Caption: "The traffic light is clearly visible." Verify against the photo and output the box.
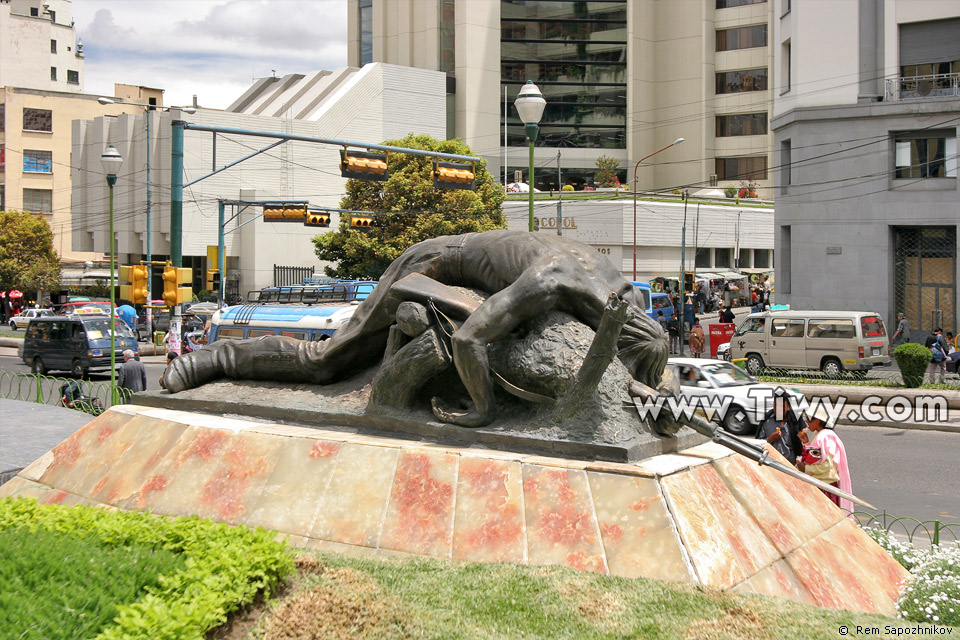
[206,269,220,291]
[432,160,475,190]
[350,215,374,229]
[305,212,330,227]
[340,149,388,181]
[162,266,192,307]
[119,264,149,304]
[683,271,695,294]
[263,202,308,222]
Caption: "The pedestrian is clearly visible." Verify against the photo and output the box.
[798,405,852,514]
[946,332,956,354]
[924,327,949,384]
[666,312,680,355]
[688,317,705,358]
[758,392,805,466]
[117,348,147,402]
[655,309,668,334]
[720,305,735,324]
[892,312,911,346]
[160,352,178,388]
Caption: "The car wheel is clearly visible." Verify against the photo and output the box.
[745,354,764,375]
[821,357,843,377]
[31,357,47,376]
[723,404,752,436]
[9,321,17,330]
[71,360,87,379]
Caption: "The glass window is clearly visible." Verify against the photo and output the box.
[358,0,372,65]
[894,134,956,178]
[717,0,766,7]
[50,67,57,81]
[695,248,712,268]
[23,108,52,132]
[248,329,276,338]
[715,68,768,94]
[716,156,768,180]
[807,319,856,339]
[771,319,805,337]
[737,317,766,335]
[67,70,79,85]
[861,316,886,338]
[23,149,52,173]
[1,146,5,172]
[217,328,245,340]
[781,139,792,187]
[754,248,771,269]
[30,6,38,16]
[716,113,767,137]
[23,188,52,213]
[716,25,767,51]
[279,331,307,340]
[0,103,4,132]
[439,0,455,74]
[701,362,756,387]
[50,39,57,53]
[715,248,733,268]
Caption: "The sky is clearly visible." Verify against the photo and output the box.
[72,0,349,110]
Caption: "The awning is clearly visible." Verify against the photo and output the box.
[716,271,747,279]
[697,272,723,280]
[739,267,774,275]
[59,269,115,286]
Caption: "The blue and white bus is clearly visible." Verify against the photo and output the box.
[209,303,362,343]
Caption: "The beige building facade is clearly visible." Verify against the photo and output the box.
[348,0,776,197]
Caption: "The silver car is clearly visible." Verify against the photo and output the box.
[8,308,53,330]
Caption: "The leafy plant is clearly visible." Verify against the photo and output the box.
[593,155,621,188]
[737,180,760,199]
[0,209,61,294]
[894,343,932,387]
[723,186,738,198]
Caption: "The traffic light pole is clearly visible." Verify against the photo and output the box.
[169,121,185,353]
[218,200,225,308]
[679,190,688,355]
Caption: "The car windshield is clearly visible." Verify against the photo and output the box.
[701,362,756,387]
[83,318,136,340]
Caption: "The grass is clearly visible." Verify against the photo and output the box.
[217,552,951,640]
[0,526,186,640]
[757,374,960,391]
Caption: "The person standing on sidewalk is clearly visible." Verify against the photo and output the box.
[666,312,680,355]
[117,349,147,402]
[892,313,911,346]
[759,392,805,466]
[720,305,736,324]
[925,328,949,384]
[798,405,852,514]
[688,317,705,358]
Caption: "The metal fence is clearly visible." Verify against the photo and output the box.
[0,371,130,416]
[273,264,315,287]
[852,510,960,546]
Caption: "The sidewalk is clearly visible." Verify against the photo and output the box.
[0,398,92,484]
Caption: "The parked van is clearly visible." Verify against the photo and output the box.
[632,282,676,320]
[730,310,889,376]
[22,315,139,378]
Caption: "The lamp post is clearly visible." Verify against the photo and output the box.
[632,137,684,281]
[100,145,123,402]
[98,98,196,336]
[514,81,546,232]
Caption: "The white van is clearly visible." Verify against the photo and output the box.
[729,310,890,376]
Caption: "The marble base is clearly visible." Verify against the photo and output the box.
[1,406,908,616]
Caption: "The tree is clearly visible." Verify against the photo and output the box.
[594,155,621,188]
[0,210,61,293]
[313,134,506,279]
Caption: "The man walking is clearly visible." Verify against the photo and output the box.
[892,313,911,347]
[117,349,147,402]
[666,312,680,355]
[924,328,949,384]
[720,305,736,324]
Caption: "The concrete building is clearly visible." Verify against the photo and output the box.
[0,85,159,263]
[348,0,776,197]
[772,1,959,335]
[0,0,85,93]
[71,63,448,297]
[502,196,774,285]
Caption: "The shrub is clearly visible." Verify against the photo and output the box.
[894,342,931,387]
[594,155,621,187]
[897,541,960,627]
[723,186,738,198]
[561,184,575,191]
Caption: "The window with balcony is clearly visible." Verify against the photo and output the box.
[716,155,768,180]
[23,188,53,214]
[67,70,79,84]
[716,25,766,51]
[716,113,767,137]
[716,68,767,94]
[896,18,960,99]
[894,133,957,179]
[23,108,52,132]
[23,149,53,173]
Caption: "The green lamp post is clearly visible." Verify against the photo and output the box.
[101,144,123,403]
[514,81,546,232]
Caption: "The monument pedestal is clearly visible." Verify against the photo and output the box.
[1,405,908,616]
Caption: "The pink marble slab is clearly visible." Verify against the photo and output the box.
[522,465,607,573]
[587,471,691,582]
[452,456,525,564]
[661,463,780,589]
[37,410,134,489]
[379,451,458,558]
[0,476,49,500]
[309,442,400,547]
[242,438,344,537]
[733,558,817,606]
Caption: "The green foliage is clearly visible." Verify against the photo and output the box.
[593,155,621,187]
[313,134,505,280]
[894,343,932,388]
[68,281,111,299]
[0,526,186,640]
[0,497,295,640]
[0,210,61,293]
[723,186,738,198]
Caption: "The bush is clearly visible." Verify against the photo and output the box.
[894,342,932,387]
[723,186,738,198]
[594,155,621,187]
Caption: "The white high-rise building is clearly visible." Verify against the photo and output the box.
[0,0,85,93]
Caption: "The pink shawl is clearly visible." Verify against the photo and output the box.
[811,428,853,514]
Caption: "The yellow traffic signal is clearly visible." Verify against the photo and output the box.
[340,149,389,181]
[206,269,220,291]
[305,212,330,227]
[683,271,695,294]
[119,264,149,304]
[350,215,374,229]
[433,160,475,190]
[162,266,192,307]
[263,202,308,222]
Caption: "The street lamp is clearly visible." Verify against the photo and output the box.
[514,81,546,232]
[98,97,196,334]
[632,137,684,281]
[100,144,123,402]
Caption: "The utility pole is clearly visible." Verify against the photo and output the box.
[556,150,562,235]
[679,190,689,355]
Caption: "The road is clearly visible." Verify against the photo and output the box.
[0,351,168,393]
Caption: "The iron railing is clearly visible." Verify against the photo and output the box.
[885,72,960,101]
[0,371,131,415]
[852,510,960,546]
